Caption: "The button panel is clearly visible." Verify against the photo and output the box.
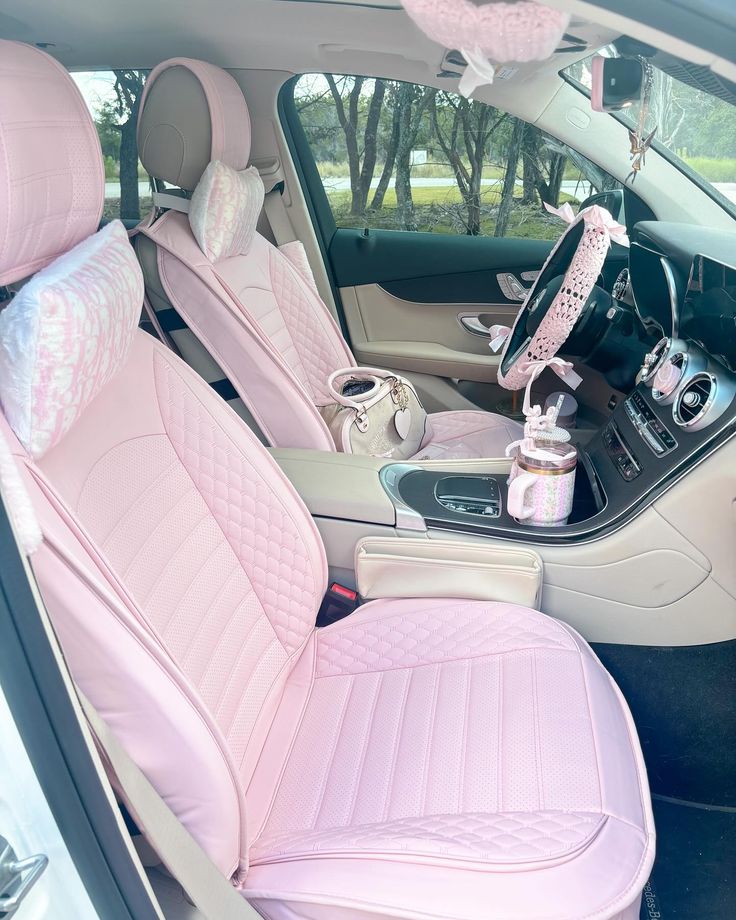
[624,390,678,455]
[603,422,642,481]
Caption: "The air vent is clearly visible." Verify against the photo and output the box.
[674,373,716,429]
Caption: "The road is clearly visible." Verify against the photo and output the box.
[104,177,736,205]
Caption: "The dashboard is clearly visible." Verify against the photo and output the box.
[625,221,736,368]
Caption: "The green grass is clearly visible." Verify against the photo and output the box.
[328,183,579,210]
[681,156,736,183]
[327,184,579,240]
[317,161,507,181]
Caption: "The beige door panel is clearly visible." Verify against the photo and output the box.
[354,340,502,382]
[342,283,520,359]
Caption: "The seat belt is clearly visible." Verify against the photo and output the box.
[262,185,296,246]
[78,693,262,919]
[262,183,320,297]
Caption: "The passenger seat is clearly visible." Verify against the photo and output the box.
[135,58,524,459]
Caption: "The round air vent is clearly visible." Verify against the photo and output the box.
[674,373,718,429]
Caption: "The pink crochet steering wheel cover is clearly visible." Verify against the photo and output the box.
[497,214,611,391]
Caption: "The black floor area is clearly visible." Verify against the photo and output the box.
[641,797,736,918]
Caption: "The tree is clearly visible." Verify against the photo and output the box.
[432,92,507,235]
[111,70,147,221]
[324,76,388,217]
[96,100,121,161]
[518,127,568,208]
[370,85,401,212]
[393,83,435,230]
[495,117,525,237]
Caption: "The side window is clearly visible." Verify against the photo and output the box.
[294,74,621,240]
[72,70,150,222]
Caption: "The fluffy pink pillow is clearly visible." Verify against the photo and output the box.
[0,220,143,458]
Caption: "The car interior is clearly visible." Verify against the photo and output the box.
[0,1,734,918]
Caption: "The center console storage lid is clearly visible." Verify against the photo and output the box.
[270,448,396,525]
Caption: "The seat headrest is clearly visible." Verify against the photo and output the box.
[138,58,251,192]
[0,221,144,459]
[0,40,104,286]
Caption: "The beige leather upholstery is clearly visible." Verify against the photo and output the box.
[137,60,250,191]
[355,537,543,608]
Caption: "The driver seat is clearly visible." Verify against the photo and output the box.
[135,58,523,459]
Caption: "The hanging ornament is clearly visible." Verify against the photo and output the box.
[626,57,657,183]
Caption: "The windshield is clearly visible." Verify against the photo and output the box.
[565,51,736,218]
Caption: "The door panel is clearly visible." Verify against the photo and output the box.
[331,229,553,408]
[329,228,553,294]
[343,282,519,377]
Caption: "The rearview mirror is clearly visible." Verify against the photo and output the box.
[591,56,643,112]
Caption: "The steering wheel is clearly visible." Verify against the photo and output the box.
[497,208,618,391]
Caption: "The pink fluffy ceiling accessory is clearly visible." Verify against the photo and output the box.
[495,203,628,391]
[401,0,570,96]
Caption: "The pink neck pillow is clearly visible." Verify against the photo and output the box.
[189,160,265,263]
[0,221,143,458]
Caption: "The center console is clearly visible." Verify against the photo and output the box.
[381,337,736,545]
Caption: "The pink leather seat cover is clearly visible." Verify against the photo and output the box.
[138,59,522,459]
[243,598,653,919]
[0,41,103,284]
[0,40,653,919]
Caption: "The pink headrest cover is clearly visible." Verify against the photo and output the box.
[402,0,569,62]
[0,40,104,286]
[138,58,251,191]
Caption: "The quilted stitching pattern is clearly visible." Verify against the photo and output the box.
[154,353,318,654]
[415,411,524,461]
[268,248,352,404]
[253,810,604,865]
[76,432,289,768]
[256,602,603,872]
[316,601,575,676]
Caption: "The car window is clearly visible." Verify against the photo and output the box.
[72,70,151,222]
[294,74,621,240]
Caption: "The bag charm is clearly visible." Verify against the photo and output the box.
[391,379,412,439]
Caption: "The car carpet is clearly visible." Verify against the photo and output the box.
[640,796,736,918]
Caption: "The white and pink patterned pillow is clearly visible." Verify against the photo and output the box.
[0,220,143,459]
[189,160,264,262]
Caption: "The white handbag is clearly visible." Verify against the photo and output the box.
[320,367,428,459]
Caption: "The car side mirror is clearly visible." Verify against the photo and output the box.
[591,56,644,112]
[578,188,625,224]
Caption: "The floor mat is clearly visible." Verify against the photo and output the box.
[641,796,736,918]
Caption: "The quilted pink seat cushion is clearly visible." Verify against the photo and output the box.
[244,598,653,920]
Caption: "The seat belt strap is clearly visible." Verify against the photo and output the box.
[77,693,261,919]
[262,186,296,246]
[151,191,191,214]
